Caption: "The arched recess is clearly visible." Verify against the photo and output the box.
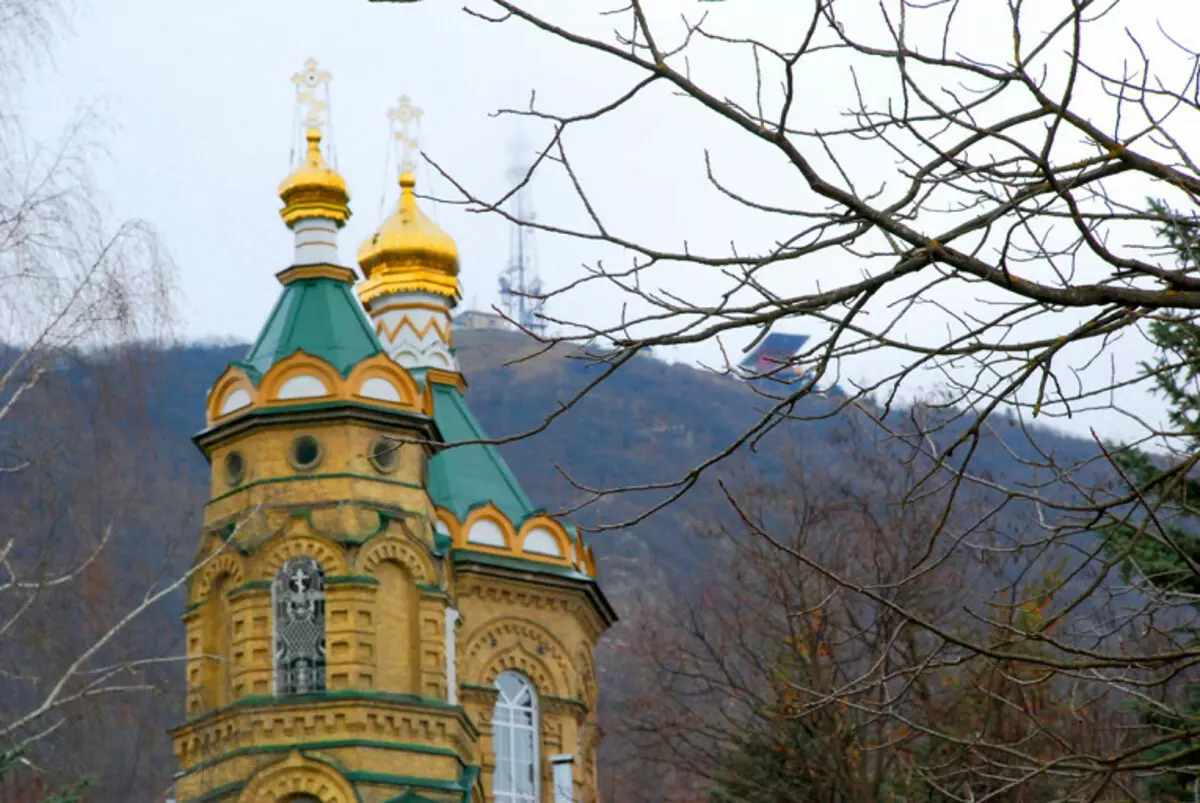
[390,349,420,369]
[371,558,420,694]
[202,571,235,710]
[358,534,435,585]
[463,618,573,699]
[259,352,341,404]
[255,534,348,582]
[460,504,517,551]
[236,750,356,803]
[191,551,246,606]
[206,366,257,425]
[516,516,572,563]
[347,352,421,410]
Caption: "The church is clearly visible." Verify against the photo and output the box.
[170,61,615,803]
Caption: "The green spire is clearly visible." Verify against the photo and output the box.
[244,272,382,379]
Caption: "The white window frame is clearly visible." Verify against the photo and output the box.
[492,670,540,803]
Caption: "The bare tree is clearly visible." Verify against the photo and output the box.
[430,0,1200,511]
[350,1,1200,797]
[601,424,1138,802]
[0,1,208,797]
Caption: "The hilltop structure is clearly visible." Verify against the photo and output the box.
[738,332,844,397]
[171,61,614,803]
[452,309,511,332]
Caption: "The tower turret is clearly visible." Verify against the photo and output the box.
[278,59,351,267]
[357,97,460,377]
[172,67,613,803]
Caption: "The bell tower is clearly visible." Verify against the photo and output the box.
[171,62,614,803]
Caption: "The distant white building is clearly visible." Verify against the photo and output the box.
[453,309,511,331]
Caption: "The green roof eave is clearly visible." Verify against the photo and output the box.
[344,771,464,793]
[244,274,383,377]
[460,765,481,803]
[427,384,534,523]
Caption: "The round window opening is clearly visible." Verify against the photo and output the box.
[224,451,245,487]
[290,435,322,471]
[369,437,399,474]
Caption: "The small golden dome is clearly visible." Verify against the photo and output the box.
[278,128,351,227]
[356,172,460,302]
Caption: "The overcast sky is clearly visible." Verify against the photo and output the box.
[19,0,1200,445]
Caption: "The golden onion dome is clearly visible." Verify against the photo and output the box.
[356,172,460,303]
[278,128,350,228]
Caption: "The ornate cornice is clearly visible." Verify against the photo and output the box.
[195,400,440,457]
[276,264,357,286]
[358,270,459,304]
[454,562,617,638]
[172,691,480,770]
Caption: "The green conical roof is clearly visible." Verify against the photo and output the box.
[244,274,382,378]
[427,382,535,524]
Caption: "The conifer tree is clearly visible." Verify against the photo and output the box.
[1111,200,1200,799]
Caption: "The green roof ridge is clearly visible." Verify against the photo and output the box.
[244,275,382,377]
[427,384,535,524]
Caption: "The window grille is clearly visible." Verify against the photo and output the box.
[492,670,539,803]
[273,556,326,695]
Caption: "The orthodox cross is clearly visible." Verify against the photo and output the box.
[293,58,332,131]
[389,95,423,174]
[289,566,310,593]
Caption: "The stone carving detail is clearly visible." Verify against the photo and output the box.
[257,533,347,580]
[359,533,435,585]
[235,749,354,803]
[464,618,573,699]
[191,551,246,604]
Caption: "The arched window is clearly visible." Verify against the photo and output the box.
[492,670,539,803]
[273,556,326,695]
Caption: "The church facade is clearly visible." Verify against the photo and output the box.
[170,63,614,803]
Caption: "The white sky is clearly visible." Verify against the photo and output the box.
[18,0,1200,445]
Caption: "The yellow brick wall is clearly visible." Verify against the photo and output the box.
[456,574,605,803]
[204,420,433,527]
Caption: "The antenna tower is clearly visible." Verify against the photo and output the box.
[498,155,546,334]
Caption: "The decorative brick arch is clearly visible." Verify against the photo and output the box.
[255,534,347,580]
[481,644,559,697]
[463,617,573,699]
[358,534,435,585]
[236,750,356,803]
[190,551,246,604]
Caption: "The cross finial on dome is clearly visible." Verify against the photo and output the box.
[388,95,423,173]
[293,58,333,130]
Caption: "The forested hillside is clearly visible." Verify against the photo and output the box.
[0,330,1103,800]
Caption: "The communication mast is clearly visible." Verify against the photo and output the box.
[498,155,546,334]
